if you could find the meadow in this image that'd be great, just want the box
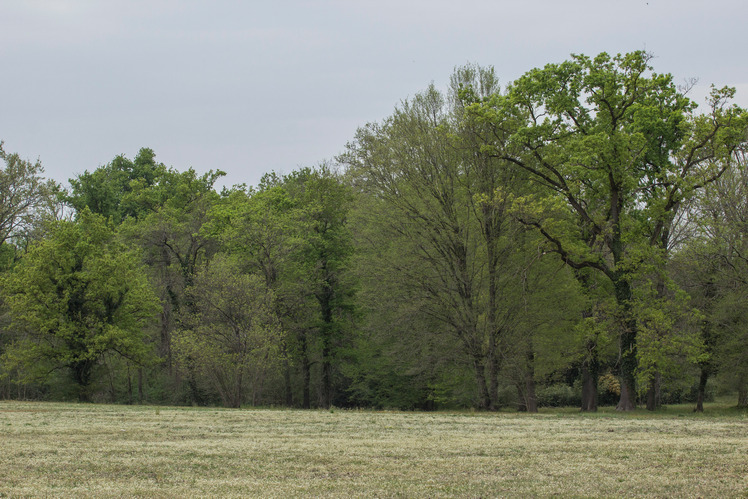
[1,401,746,497]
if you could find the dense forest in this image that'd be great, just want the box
[1,51,747,411]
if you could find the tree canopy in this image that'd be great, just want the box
[1,209,159,401]
[1,51,747,411]
[461,51,747,409]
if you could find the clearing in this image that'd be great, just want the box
[1,401,746,497]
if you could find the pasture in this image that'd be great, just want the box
[1,401,746,497]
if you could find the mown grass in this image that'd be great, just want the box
[1,401,746,497]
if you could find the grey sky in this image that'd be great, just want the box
[2,0,747,189]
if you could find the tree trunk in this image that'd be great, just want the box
[126,364,133,405]
[160,306,173,373]
[232,370,244,409]
[617,376,636,411]
[580,336,599,412]
[646,377,655,411]
[517,383,527,412]
[105,355,116,402]
[185,357,204,406]
[515,349,538,412]
[694,368,709,412]
[300,334,311,409]
[616,319,637,411]
[516,381,538,412]
[485,224,501,411]
[616,344,638,410]
[738,385,747,409]
[525,373,538,413]
[580,363,598,412]
[524,350,538,413]
[487,335,500,411]
[472,353,491,410]
[71,359,94,402]
[137,368,144,403]
[283,357,293,407]
[646,372,661,411]
[321,338,333,409]
[613,267,637,412]
[318,262,336,410]
[160,244,175,373]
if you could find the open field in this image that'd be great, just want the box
[1,401,747,497]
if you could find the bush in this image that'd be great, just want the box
[598,372,621,406]
[537,384,581,407]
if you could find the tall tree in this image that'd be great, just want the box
[465,51,748,410]
[173,255,282,408]
[343,67,555,410]
[207,176,304,406]
[124,167,224,404]
[0,209,159,401]
[0,142,58,250]
[209,167,355,408]
[684,149,748,408]
[67,148,165,223]
[122,168,223,365]
[345,189,472,410]
[286,167,356,409]
[66,149,224,403]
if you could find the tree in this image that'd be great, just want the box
[64,149,224,404]
[0,209,159,401]
[465,51,748,410]
[343,67,568,411]
[670,241,721,411]
[66,148,165,223]
[207,176,304,406]
[344,82,496,409]
[683,149,748,409]
[631,277,703,409]
[203,167,355,409]
[173,255,282,408]
[344,189,473,410]
[286,167,356,409]
[122,167,224,380]
[0,141,58,250]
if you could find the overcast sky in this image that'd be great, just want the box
[1,0,747,189]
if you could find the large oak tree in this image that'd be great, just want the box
[1,209,159,401]
[465,51,747,409]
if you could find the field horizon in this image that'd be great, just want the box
[1,400,747,497]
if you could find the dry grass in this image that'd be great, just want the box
[1,401,747,497]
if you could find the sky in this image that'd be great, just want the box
[1,0,747,190]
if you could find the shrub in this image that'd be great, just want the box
[537,384,581,407]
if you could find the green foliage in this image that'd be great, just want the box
[173,255,283,408]
[0,243,17,271]
[632,281,704,391]
[124,166,224,284]
[0,209,160,400]
[66,148,167,223]
[286,167,357,408]
[342,190,459,410]
[116,164,225,400]
[673,151,748,406]
[711,286,748,394]
[343,65,593,411]
[203,166,357,408]
[3,54,746,412]
[464,50,748,409]
[0,141,59,248]
[536,384,581,408]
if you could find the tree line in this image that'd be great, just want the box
[1,51,747,411]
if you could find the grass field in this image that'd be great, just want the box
[1,401,747,497]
